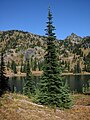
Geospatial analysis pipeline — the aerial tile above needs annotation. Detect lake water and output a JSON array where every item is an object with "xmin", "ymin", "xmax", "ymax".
[{"xmin": 9, "ymin": 75, "xmax": 90, "ymax": 93}]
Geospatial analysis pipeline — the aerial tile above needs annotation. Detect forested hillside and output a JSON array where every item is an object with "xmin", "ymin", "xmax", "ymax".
[{"xmin": 0, "ymin": 30, "xmax": 90, "ymax": 74}]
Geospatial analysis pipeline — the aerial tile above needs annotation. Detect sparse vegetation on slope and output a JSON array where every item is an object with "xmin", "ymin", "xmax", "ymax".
[
  {"xmin": 0, "ymin": 93, "xmax": 90, "ymax": 120},
  {"xmin": 0, "ymin": 30, "xmax": 90, "ymax": 74},
  {"xmin": 0, "ymin": 30, "xmax": 90, "ymax": 72}
]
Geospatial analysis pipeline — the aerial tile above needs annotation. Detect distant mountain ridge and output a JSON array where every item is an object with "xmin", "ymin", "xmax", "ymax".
[{"xmin": 0, "ymin": 30, "xmax": 90, "ymax": 73}]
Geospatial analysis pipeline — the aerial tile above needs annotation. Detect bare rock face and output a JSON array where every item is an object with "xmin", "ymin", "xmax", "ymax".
[{"xmin": 65, "ymin": 33, "xmax": 82, "ymax": 44}]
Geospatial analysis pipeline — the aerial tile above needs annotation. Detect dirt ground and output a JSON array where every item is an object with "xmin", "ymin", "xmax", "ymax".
[{"xmin": 0, "ymin": 93, "xmax": 90, "ymax": 120}]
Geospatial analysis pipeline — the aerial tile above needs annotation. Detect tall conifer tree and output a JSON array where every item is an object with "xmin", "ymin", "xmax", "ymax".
[
  {"xmin": 11, "ymin": 60, "xmax": 17, "ymax": 74},
  {"xmin": 0, "ymin": 52, "xmax": 10, "ymax": 96},
  {"xmin": 23, "ymin": 60, "xmax": 35, "ymax": 97},
  {"xmin": 86, "ymin": 52, "xmax": 90, "ymax": 72},
  {"xmin": 37, "ymin": 7, "xmax": 72, "ymax": 108}
]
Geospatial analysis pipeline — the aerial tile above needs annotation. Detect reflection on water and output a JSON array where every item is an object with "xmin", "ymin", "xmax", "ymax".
[
  {"xmin": 9, "ymin": 76, "xmax": 40, "ymax": 93},
  {"xmin": 9, "ymin": 75, "xmax": 90, "ymax": 93},
  {"xmin": 64, "ymin": 75, "xmax": 90, "ymax": 93}
]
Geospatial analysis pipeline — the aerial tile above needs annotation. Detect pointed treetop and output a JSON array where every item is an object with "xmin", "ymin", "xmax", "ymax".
[
  {"xmin": 48, "ymin": 6, "xmax": 50, "ymax": 12},
  {"xmin": 48, "ymin": 6, "xmax": 52, "ymax": 19},
  {"xmin": 45, "ymin": 7, "xmax": 56, "ymax": 37}
]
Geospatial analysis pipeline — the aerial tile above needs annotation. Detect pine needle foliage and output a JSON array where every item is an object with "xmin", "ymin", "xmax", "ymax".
[
  {"xmin": 23, "ymin": 60, "xmax": 35, "ymax": 97},
  {"xmin": 0, "ymin": 52, "xmax": 10, "ymax": 96},
  {"xmin": 36, "ymin": 7, "xmax": 72, "ymax": 108}
]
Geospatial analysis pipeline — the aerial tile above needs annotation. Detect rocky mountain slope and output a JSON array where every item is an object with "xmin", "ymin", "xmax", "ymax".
[{"xmin": 0, "ymin": 30, "xmax": 90, "ymax": 73}]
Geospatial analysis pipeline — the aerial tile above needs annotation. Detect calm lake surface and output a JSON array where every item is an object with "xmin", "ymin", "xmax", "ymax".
[{"xmin": 9, "ymin": 75, "xmax": 90, "ymax": 93}]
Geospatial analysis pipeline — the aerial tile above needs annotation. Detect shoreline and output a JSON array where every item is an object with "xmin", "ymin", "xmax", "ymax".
[{"xmin": 6, "ymin": 71, "xmax": 90, "ymax": 77}]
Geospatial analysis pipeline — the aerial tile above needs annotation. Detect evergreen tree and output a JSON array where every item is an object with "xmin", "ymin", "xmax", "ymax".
[
  {"xmin": 86, "ymin": 52, "xmax": 90, "ymax": 72},
  {"xmin": 0, "ymin": 52, "xmax": 10, "ymax": 96},
  {"xmin": 7, "ymin": 61, "xmax": 10, "ymax": 69},
  {"xmin": 67, "ymin": 62, "xmax": 70, "ymax": 72},
  {"xmin": 23, "ymin": 60, "xmax": 35, "ymax": 97},
  {"xmin": 83, "ymin": 63, "xmax": 87, "ymax": 72},
  {"xmin": 38, "ymin": 61, "xmax": 43, "ymax": 71},
  {"xmin": 11, "ymin": 60, "xmax": 17, "ymax": 74},
  {"xmin": 33, "ymin": 57, "xmax": 37, "ymax": 71},
  {"xmin": 65, "ymin": 61, "xmax": 68, "ymax": 68},
  {"xmin": 36, "ymin": 8, "xmax": 72, "ymax": 108},
  {"xmin": 20, "ymin": 60, "xmax": 23, "ymax": 73},
  {"xmin": 38, "ymin": 61, "xmax": 41, "ymax": 71},
  {"xmin": 30, "ymin": 56, "xmax": 33, "ymax": 70},
  {"xmin": 22, "ymin": 62, "xmax": 26, "ymax": 73},
  {"xmin": 77, "ymin": 60, "xmax": 81, "ymax": 73},
  {"xmin": 74, "ymin": 64, "xmax": 77, "ymax": 73},
  {"xmin": 74, "ymin": 60, "xmax": 81, "ymax": 73},
  {"xmin": 83, "ymin": 55, "xmax": 86, "ymax": 62}
]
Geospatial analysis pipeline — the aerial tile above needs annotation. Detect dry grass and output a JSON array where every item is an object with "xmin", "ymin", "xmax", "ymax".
[
  {"xmin": 0, "ymin": 93, "xmax": 90, "ymax": 120},
  {"xmin": 82, "ymin": 48, "xmax": 90, "ymax": 55}
]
